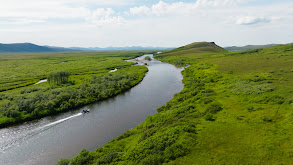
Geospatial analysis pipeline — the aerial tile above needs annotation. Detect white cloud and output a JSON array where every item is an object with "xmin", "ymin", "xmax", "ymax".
[
  {"xmin": 0, "ymin": 0, "xmax": 127, "ymax": 26},
  {"xmin": 0, "ymin": 18, "xmax": 46, "ymax": 25},
  {"xmin": 236, "ymin": 16, "xmax": 272, "ymax": 25},
  {"xmin": 128, "ymin": 0, "xmax": 250, "ymax": 17},
  {"xmin": 84, "ymin": 8, "xmax": 125, "ymax": 26},
  {"xmin": 195, "ymin": 0, "xmax": 248, "ymax": 8},
  {"xmin": 129, "ymin": 6, "xmax": 151, "ymax": 16},
  {"xmin": 0, "ymin": 1, "xmax": 86, "ymax": 21},
  {"xmin": 151, "ymin": 1, "xmax": 169, "ymax": 15},
  {"xmin": 0, "ymin": 0, "xmax": 132, "ymax": 9},
  {"xmin": 128, "ymin": 1, "xmax": 195, "ymax": 16},
  {"xmin": 63, "ymin": 0, "xmax": 134, "ymax": 6},
  {"xmin": 0, "ymin": 0, "xmax": 292, "ymax": 47}
]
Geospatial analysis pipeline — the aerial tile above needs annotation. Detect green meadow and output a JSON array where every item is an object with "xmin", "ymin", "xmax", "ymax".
[
  {"xmin": 0, "ymin": 51, "xmax": 152, "ymax": 127},
  {"xmin": 59, "ymin": 42, "xmax": 293, "ymax": 165}
]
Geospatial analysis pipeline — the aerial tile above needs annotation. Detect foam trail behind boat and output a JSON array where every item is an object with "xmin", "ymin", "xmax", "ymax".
[
  {"xmin": 40, "ymin": 113, "xmax": 83, "ymax": 129},
  {"xmin": 0, "ymin": 112, "xmax": 83, "ymax": 152}
]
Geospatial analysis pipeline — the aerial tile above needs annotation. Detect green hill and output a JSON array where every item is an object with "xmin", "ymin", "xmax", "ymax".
[
  {"xmin": 58, "ymin": 43, "xmax": 293, "ymax": 165},
  {"xmin": 170, "ymin": 42, "xmax": 225, "ymax": 53},
  {"xmin": 156, "ymin": 42, "xmax": 227, "ymax": 66},
  {"xmin": 225, "ymin": 44, "xmax": 280, "ymax": 51}
]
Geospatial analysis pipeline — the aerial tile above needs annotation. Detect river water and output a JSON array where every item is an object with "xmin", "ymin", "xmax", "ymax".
[{"xmin": 0, "ymin": 55, "xmax": 184, "ymax": 165}]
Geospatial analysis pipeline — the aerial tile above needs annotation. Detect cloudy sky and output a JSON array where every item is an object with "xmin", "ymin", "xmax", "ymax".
[{"xmin": 0, "ymin": 0, "xmax": 292, "ymax": 47}]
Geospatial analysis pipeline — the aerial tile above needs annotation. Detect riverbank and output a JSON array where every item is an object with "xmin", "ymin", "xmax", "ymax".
[
  {"xmin": 0, "ymin": 51, "xmax": 152, "ymax": 128},
  {"xmin": 59, "ymin": 42, "xmax": 293, "ymax": 164},
  {"xmin": 0, "ymin": 66, "xmax": 147, "ymax": 128},
  {"xmin": 0, "ymin": 53, "xmax": 183, "ymax": 165}
]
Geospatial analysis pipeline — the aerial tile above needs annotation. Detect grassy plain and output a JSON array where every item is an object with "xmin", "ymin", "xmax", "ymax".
[
  {"xmin": 0, "ymin": 51, "xmax": 148, "ymax": 91},
  {"xmin": 0, "ymin": 51, "xmax": 154, "ymax": 127},
  {"xmin": 59, "ymin": 42, "xmax": 293, "ymax": 165}
]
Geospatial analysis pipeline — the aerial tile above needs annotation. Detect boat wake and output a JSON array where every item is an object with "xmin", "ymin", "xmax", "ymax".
[
  {"xmin": 40, "ymin": 113, "xmax": 82, "ymax": 129},
  {"xmin": 0, "ymin": 112, "xmax": 82, "ymax": 152}
]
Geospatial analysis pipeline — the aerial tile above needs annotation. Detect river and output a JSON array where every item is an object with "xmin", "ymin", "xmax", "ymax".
[{"xmin": 0, "ymin": 55, "xmax": 184, "ymax": 165}]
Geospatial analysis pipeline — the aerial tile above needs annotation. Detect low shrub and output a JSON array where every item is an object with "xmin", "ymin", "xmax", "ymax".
[
  {"xmin": 205, "ymin": 102, "xmax": 223, "ymax": 114},
  {"xmin": 261, "ymin": 116, "xmax": 273, "ymax": 122},
  {"xmin": 205, "ymin": 113, "xmax": 215, "ymax": 121}
]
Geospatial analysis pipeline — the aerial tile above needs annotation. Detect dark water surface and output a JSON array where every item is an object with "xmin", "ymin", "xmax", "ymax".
[{"xmin": 0, "ymin": 55, "xmax": 183, "ymax": 165}]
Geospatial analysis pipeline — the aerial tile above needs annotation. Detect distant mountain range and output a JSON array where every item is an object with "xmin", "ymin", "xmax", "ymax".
[
  {"xmin": 0, "ymin": 43, "xmax": 77, "ymax": 53},
  {"xmin": 224, "ymin": 44, "xmax": 281, "ymax": 51},
  {"xmin": 70, "ymin": 46, "xmax": 174, "ymax": 51},
  {"xmin": 0, "ymin": 43, "xmax": 172, "ymax": 53},
  {"xmin": 2, "ymin": 42, "xmax": 291, "ymax": 53}
]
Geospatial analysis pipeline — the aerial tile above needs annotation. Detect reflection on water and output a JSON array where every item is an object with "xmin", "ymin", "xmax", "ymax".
[{"xmin": 0, "ymin": 55, "xmax": 184, "ymax": 165}]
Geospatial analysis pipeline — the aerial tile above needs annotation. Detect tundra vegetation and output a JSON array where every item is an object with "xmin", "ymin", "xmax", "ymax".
[
  {"xmin": 59, "ymin": 42, "xmax": 293, "ymax": 164},
  {"xmin": 0, "ymin": 51, "xmax": 154, "ymax": 127}
]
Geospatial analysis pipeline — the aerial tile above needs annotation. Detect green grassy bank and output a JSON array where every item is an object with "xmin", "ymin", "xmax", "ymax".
[
  {"xmin": 59, "ymin": 42, "xmax": 293, "ymax": 164},
  {"xmin": 0, "ymin": 51, "xmax": 152, "ymax": 127}
]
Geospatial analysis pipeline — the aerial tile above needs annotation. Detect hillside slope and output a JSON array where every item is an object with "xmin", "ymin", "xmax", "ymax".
[
  {"xmin": 155, "ymin": 42, "xmax": 227, "ymax": 66},
  {"xmin": 0, "ymin": 43, "xmax": 76, "ymax": 53},
  {"xmin": 58, "ymin": 43, "xmax": 293, "ymax": 165},
  {"xmin": 225, "ymin": 44, "xmax": 280, "ymax": 51}
]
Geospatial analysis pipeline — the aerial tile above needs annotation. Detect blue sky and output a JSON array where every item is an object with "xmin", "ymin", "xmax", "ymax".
[{"xmin": 0, "ymin": 0, "xmax": 292, "ymax": 47}]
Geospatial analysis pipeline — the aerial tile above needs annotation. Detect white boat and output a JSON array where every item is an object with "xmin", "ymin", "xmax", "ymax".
[{"xmin": 81, "ymin": 109, "xmax": 90, "ymax": 113}]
